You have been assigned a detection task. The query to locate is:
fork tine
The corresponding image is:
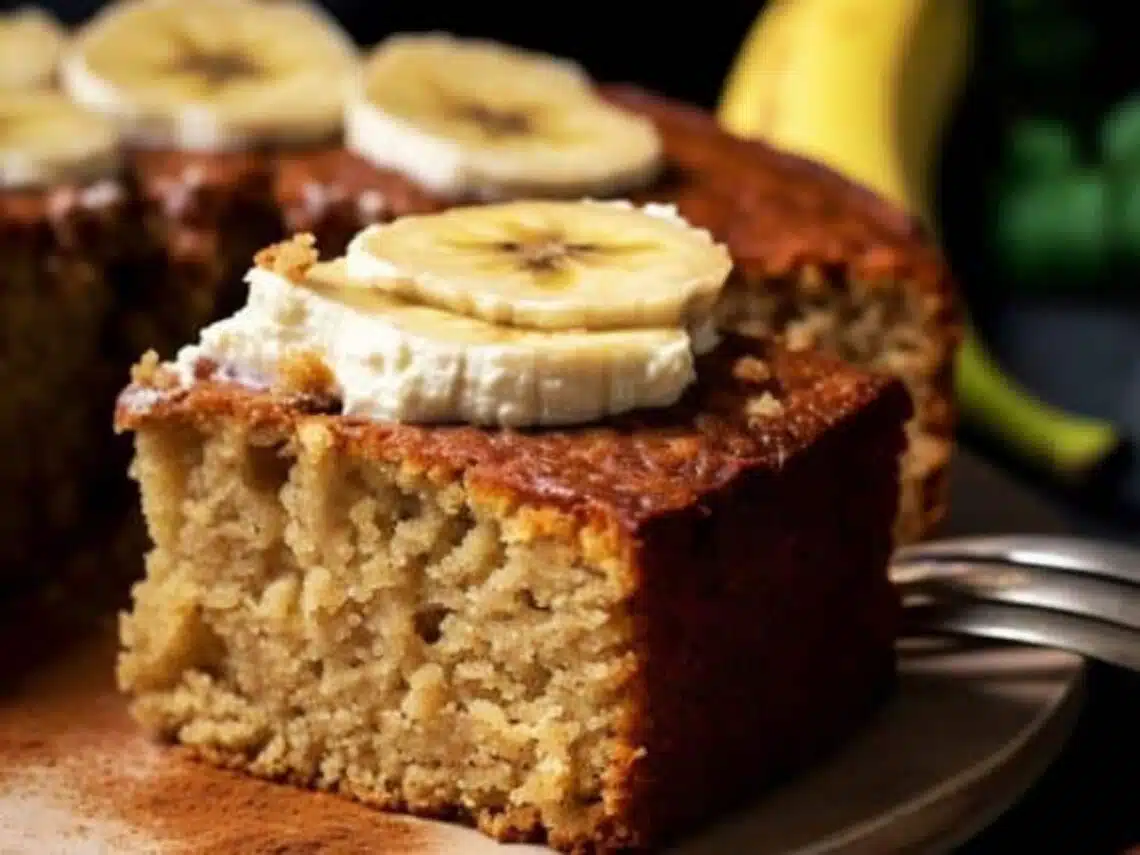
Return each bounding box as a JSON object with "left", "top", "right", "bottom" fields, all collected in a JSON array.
[
  {"left": 904, "top": 600, "right": 1140, "bottom": 673},
  {"left": 895, "top": 535, "right": 1140, "bottom": 587},
  {"left": 896, "top": 562, "right": 1140, "bottom": 632}
]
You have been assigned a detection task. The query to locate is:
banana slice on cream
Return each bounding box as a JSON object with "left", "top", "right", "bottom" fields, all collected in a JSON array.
[
  {"left": 345, "top": 33, "right": 663, "bottom": 200},
  {"left": 176, "top": 239, "right": 699, "bottom": 427},
  {"left": 0, "top": 7, "right": 66, "bottom": 90},
  {"left": 1, "top": 90, "right": 120, "bottom": 189},
  {"left": 344, "top": 200, "right": 732, "bottom": 333},
  {"left": 60, "top": 0, "right": 359, "bottom": 151}
]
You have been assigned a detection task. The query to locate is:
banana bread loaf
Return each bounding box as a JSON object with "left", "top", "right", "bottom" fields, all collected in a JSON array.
[{"left": 116, "top": 326, "right": 909, "bottom": 853}]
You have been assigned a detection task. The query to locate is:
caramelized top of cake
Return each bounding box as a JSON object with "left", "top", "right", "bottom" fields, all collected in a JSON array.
[
  {"left": 0, "top": 180, "right": 127, "bottom": 230},
  {"left": 128, "top": 149, "right": 274, "bottom": 206},
  {"left": 117, "top": 334, "right": 911, "bottom": 529},
  {"left": 603, "top": 86, "right": 950, "bottom": 293},
  {"left": 275, "top": 147, "right": 446, "bottom": 219}
]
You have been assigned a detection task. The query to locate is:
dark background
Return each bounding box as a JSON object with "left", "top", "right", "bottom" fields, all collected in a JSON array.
[{"left": 9, "top": 0, "right": 1140, "bottom": 850}]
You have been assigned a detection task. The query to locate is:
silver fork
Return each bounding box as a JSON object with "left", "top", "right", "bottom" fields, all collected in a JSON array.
[{"left": 892, "top": 535, "right": 1140, "bottom": 672}]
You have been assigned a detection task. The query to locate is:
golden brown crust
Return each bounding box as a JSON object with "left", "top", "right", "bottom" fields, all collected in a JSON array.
[
  {"left": 116, "top": 334, "right": 911, "bottom": 532},
  {"left": 602, "top": 85, "right": 955, "bottom": 296},
  {"left": 252, "top": 231, "right": 318, "bottom": 279},
  {"left": 272, "top": 350, "right": 338, "bottom": 399},
  {"left": 613, "top": 365, "right": 905, "bottom": 850},
  {"left": 602, "top": 87, "right": 934, "bottom": 270}
]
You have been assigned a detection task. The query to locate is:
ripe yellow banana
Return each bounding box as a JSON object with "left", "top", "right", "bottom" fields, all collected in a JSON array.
[
  {"left": 720, "top": 0, "right": 969, "bottom": 226},
  {"left": 718, "top": 0, "right": 1122, "bottom": 479}
]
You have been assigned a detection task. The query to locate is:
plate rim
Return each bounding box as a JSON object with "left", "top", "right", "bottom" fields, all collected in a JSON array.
[{"left": 787, "top": 650, "right": 1087, "bottom": 855}]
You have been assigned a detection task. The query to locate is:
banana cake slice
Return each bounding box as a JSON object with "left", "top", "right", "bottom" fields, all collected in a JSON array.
[{"left": 115, "top": 225, "right": 911, "bottom": 853}]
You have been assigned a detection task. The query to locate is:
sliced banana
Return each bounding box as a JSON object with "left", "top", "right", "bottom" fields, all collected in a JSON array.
[
  {"left": 345, "top": 33, "right": 663, "bottom": 200},
  {"left": 178, "top": 256, "right": 697, "bottom": 427},
  {"left": 0, "top": 7, "right": 65, "bottom": 90},
  {"left": 1, "top": 91, "right": 121, "bottom": 189},
  {"left": 344, "top": 200, "right": 732, "bottom": 334},
  {"left": 60, "top": 0, "right": 359, "bottom": 151}
]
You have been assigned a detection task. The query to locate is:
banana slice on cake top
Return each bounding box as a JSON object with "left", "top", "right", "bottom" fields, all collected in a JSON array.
[
  {"left": 0, "top": 7, "right": 66, "bottom": 90},
  {"left": 177, "top": 235, "right": 704, "bottom": 428},
  {"left": 1, "top": 90, "right": 120, "bottom": 189},
  {"left": 345, "top": 200, "right": 732, "bottom": 333},
  {"left": 60, "top": 0, "right": 359, "bottom": 151},
  {"left": 345, "top": 33, "right": 664, "bottom": 200}
]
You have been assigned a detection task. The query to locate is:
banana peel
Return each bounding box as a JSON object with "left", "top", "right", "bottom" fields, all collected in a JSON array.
[{"left": 717, "top": 0, "right": 1124, "bottom": 481}]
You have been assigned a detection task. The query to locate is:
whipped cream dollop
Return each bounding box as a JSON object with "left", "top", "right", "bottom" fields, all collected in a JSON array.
[
  {"left": 172, "top": 201, "right": 730, "bottom": 428},
  {"left": 173, "top": 261, "right": 704, "bottom": 427}
]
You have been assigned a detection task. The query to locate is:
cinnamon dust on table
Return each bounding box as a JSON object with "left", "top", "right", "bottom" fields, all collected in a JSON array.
[{"left": 0, "top": 629, "right": 428, "bottom": 855}]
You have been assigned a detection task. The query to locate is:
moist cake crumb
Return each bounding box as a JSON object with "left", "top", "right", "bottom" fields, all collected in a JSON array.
[
  {"left": 254, "top": 232, "right": 319, "bottom": 281},
  {"left": 130, "top": 351, "right": 180, "bottom": 391},
  {"left": 732, "top": 356, "right": 771, "bottom": 384},
  {"left": 746, "top": 392, "right": 784, "bottom": 419},
  {"left": 273, "top": 351, "right": 338, "bottom": 399}
]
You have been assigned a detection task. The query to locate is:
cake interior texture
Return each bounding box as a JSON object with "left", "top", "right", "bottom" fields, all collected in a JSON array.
[
  {"left": 123, "top": 422, "right": 637, "bottom": 846},
  {"left": 118, "top": 339, "right": 908, "bottom": 852},
  {"left": 716, "top": 273, "right": 949, "bottom": 546}
]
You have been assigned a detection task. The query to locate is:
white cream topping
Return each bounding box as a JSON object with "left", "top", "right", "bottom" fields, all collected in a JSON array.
[
  {"left": 173, "top": 264, "right": 702, "bottom": 427},
  {"left": 168, "top": 200, "right": 727, "bottom": 427}
]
